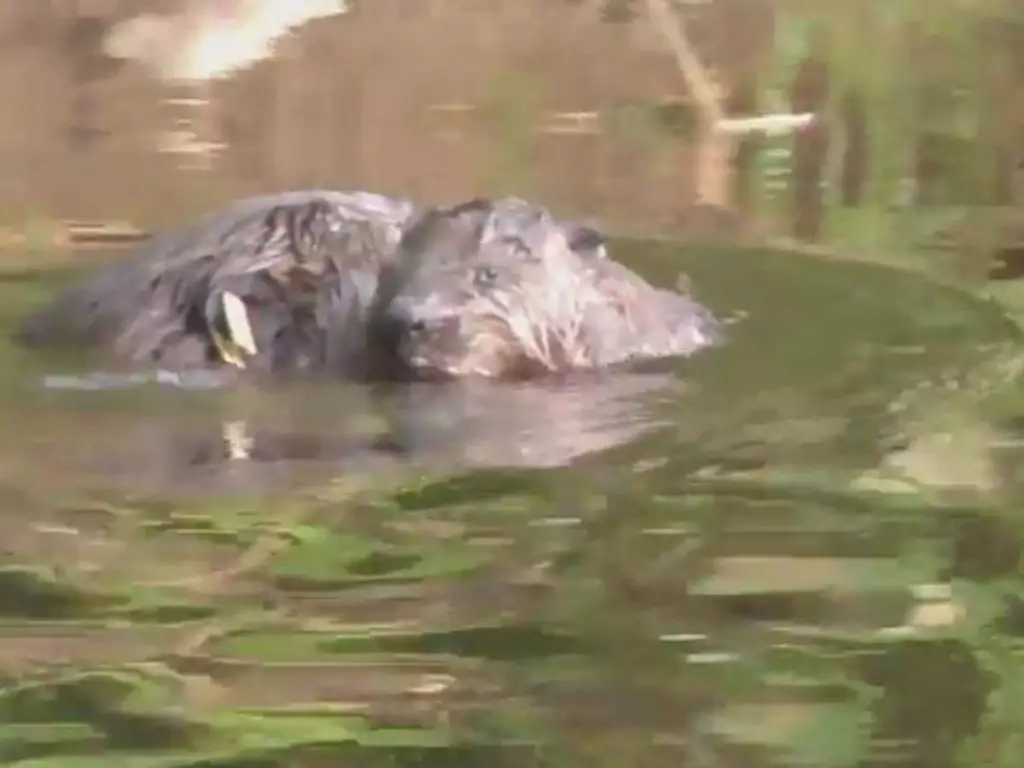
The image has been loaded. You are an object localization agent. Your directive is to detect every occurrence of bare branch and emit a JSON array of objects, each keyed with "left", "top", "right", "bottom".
[
  {"left": 643, "top": 0, "right": 817, "bottom": 138},
  {"left": 643, "top": 0, "right": 725, "bottom": 126}
]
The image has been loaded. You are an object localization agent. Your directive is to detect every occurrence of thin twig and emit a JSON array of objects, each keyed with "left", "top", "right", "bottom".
[{"left": 643, "top": 0, "right": 726, "bottom": 126}]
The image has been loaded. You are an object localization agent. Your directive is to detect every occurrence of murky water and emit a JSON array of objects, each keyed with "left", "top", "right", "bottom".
[{"left": 0, "top": 241, "right": 1022, "bottom": 767}]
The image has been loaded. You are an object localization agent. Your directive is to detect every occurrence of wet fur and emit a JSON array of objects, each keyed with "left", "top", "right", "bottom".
[
  {"left": 368, "top": 197, "right": 720, "bottom": 379},
  {"left": 17, "top": 190, "right": 417, "bottom": 375},
  {"left": 17, "top": 192, "right": 717, "bottom": 380}
]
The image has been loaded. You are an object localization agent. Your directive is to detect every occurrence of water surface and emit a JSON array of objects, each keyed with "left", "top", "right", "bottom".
[{"left": 0, "top": 241, "right": 1021, "bottom": 768}]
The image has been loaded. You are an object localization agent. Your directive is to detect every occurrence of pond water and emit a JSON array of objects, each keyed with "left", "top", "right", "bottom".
[{"left": 0, "top": 241, "right": 1022, "bottom": 768}]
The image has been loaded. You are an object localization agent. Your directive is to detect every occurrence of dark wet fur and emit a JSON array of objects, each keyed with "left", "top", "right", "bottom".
[
  {"left": 367, "top": 196, "right": 721, "bottom": 379},
  {"left": 17, "top": 190, "right": 416, "bottom": 376},
  {"left": 17, "top": 191, "right": 717, "bottom": 381}
]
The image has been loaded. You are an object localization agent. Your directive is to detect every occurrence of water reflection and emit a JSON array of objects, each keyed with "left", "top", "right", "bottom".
[{"left": 0, "top": 242, "right": 1023, "bottom": 767}]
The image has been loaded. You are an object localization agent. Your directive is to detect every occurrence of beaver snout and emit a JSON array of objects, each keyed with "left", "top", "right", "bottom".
[{"left": 370, "top": 295, "right": 465, "bottom": 374}]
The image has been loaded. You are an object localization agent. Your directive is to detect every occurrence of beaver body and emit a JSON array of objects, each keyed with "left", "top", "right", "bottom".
[
  {"left": 367, "top": 197, "right": 721, "bottom": 379},
  {"left": 17, "top": 190, "right": 417, "bottom": 374},
  {"left": 17, "top": 192, "right": 720, "bottom": 379}
]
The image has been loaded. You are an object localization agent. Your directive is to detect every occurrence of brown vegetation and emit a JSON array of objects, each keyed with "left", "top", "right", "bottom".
[
  {"left": 0, "top": 1, "right": 1020, "bottom": 256},
  {"left": 0, "top": 1, "right": 778, "bottom": 236}
]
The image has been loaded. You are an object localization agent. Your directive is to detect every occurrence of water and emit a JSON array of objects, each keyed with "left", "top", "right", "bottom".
[{"left": 0, "top": 241, "right": 1021, "bottom": 768}]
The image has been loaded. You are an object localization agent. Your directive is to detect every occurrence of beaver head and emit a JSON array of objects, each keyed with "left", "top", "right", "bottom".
[{"left": 367, "top": 197, "right": 720, "bottom": 380}]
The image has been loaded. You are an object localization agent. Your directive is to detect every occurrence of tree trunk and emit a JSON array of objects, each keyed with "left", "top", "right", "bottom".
[
  {"left": 839, "top": 90, "right": 867, "bottom": 207},
  {"left": 789, "top": 53, "right": 830, "bottom": 241}
]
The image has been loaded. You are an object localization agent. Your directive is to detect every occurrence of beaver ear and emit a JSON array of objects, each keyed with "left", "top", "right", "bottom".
[{"left": 564, "top": 223, "right": 607, "bottom": 260}]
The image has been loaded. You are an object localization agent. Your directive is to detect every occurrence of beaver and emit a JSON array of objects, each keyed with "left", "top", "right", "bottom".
[
  {"left": 17, "top": 190, "right": 419, "bottom": 374},
  {"left": 16, "top": 190, "right": 618, "bottom": 378},
  {"left": 366, "top": 196, "right": 721, "bottom": 380}
]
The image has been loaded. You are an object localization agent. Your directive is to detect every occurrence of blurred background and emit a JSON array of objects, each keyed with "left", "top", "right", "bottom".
[
  {"left": 3, "top": 0, "right": 1019, "bottom": 262},
  {"left": 0, "top": 4, "right": 1023, "bottom": 768}
]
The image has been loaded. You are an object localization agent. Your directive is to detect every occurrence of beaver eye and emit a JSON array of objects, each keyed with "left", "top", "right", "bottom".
[{"left": 474, "top": 265, "right": 499, "bottom": 288}]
